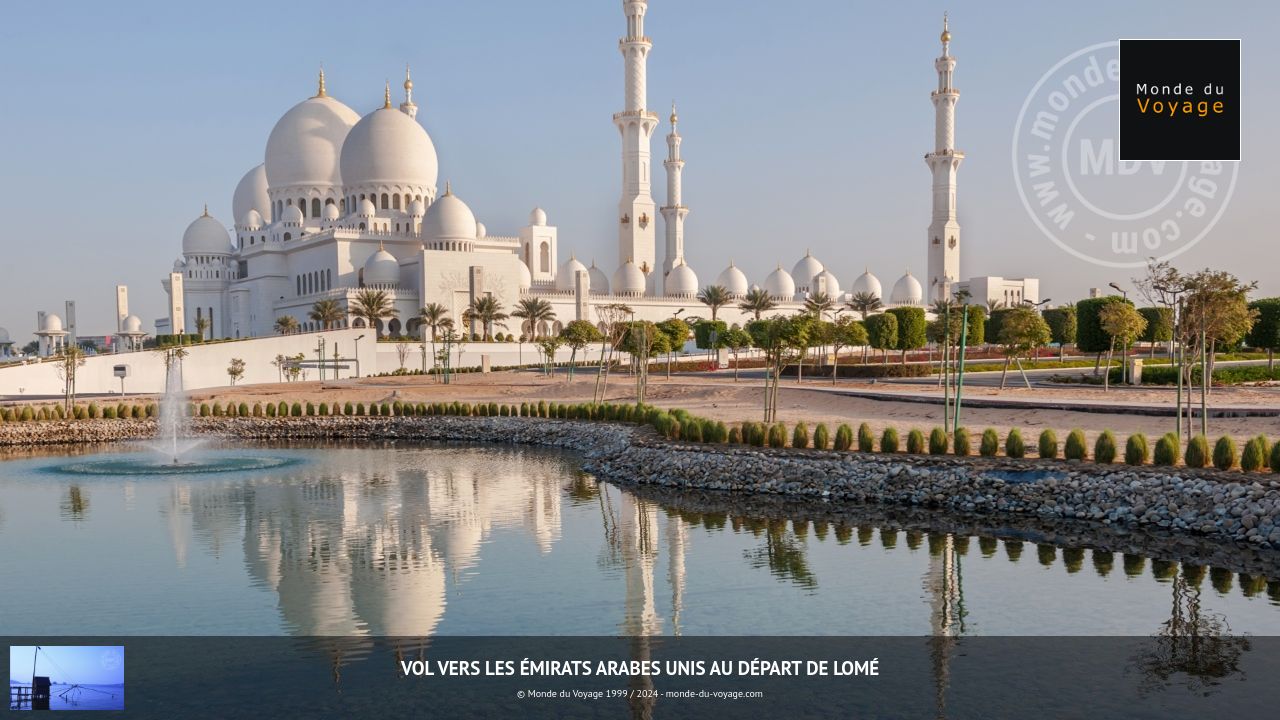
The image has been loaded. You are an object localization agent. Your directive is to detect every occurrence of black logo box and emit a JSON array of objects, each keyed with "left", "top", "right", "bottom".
[{"left": 1119, "top": 39, "right": 1240, "bottom": 161}]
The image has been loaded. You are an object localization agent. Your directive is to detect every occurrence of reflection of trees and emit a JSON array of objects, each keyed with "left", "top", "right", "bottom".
[
  {"left": 1134, "top": 567, "right": 1251, "bottom": 696},
  {"left": 744, "top": 519, "right": 817, "bottom": 590},
  {"left": 59, "top": 486, "right": 89, "bottom": 520}
]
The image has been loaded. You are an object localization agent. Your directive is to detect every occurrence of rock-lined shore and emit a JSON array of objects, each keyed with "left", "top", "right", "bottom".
[{"left": 3, "top": 416, "right": 1279, "bottom": 551}]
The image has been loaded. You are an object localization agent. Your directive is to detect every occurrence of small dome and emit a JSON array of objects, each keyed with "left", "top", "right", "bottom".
[
  {"left": 475, "top": 221, "right": 487, "bottom": 238},
  {"left": 587, "top": 262, "right": 610, "bottom": 295},
  {"left": 240, "top": 209, "right": 263, "bottom": 229},
  {"left": 612, "top": 260, "right": 646, "bottom": 296},
  {"left": 233, "top": 164, "right": 271, "bottom": 225},
  {"left": 357, "top": 197, "right": 377, "bottom": 217},
  {"left": 281, "top": 204, "right": 304, "bottom": 225},
  {"left": 339, "top": 105, "right": 438, "bottom": 194},
  {"left": 40, "top": 314, "right": 64, "bottom": 333},
  {"left": 665, "top": 262, "right": 699, "bottom": 298},
  {"left": 172, "top": 257, "right": 187, "bottom": 270},
  {"left": 557, "top": 255, "right": 588, "bottom": 292},
  {"left": 123, "top": 315, "right": 143, "bottom": 333},
  {"left": 530, "top": 207, "right": 547, "bottom": 226},
  {"left": 715, "top": 262, "right": 749, "bottom": 297},
  {"left": 763, "top": 265, "right": 796, "bottom": 300},
  {"left": 408, "top": 199, "right": 426, "bottom": 217},
  {"left": 850, "top": 268, "right": 882, "bottom": 299},
  {"left": 264, "top": 94, "right": 360, "bottom": 190},
  {"left": 814, "top": 269, "right": 841, "bottom": 297},
  {"left": 363, "top": 246, "right": 400, "bottom": 286},
  {"left": 890, "top": 270, "right": 923, "bottom": 305},
  {"left": 182, "top": 211, "right": 232, "bottom": 255},
  {"left": 516, "top": 258, "right": 533, "bottom": 289},
  {"left": 422, "top": 190, "right": 477, "bottom": 243},
  {"left": 322, "top": 202, "right": 340, "bottom": 221},
  {"left": 791, "top": 250, "right": 825, "bottom": 292}
]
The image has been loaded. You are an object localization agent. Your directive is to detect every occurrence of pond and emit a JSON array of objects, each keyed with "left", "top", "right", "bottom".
[{"left": 0, "top": 441, "right": 1277, "bottom": 637}]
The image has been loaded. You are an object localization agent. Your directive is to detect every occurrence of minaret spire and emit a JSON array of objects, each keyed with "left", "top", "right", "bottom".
[
  {"left": 660, "top": 99, "right": 688, "bottom": 290},
  {"left": 614, "top": 0, "right": 658, "bottom": 294},
  {"left": 383, "top": 80, "right": 392, "bottom": 109},
  {"left": 400, "top": 64, "right": 418, "bottom": 119},
  {"left": 315, "top": 65, "right": 327, "bottom": 98},
  {"left": 926, "top": 13, "right": 963, "bottom": 303}
]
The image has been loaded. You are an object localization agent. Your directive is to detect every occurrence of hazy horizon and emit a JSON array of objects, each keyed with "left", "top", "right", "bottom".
[{"left": 0, "top": 0, "right": 1273, "bottom": 342}]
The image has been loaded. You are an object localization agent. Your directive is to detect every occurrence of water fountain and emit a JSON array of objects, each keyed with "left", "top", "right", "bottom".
[{"left": 151, "top": 347, "right": 203, "bottom": 466}]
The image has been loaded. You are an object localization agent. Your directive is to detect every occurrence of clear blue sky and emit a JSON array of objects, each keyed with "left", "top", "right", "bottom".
[
  {"left": 9, "top": 645, "right": 125, "bottom": 685},
  {"left": 0, "top": 0, "right": 1274, "bottom": 340}
]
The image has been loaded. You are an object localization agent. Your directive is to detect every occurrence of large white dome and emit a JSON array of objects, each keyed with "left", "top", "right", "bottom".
[
  {"left": 516, "top": 258, "right": 533, "bottom": 290},
  {"left": 612, "top": 260, "right": 646, "bottom": 296},
  {"left": 182, "top": 211, "right": 232, "bottom": 255},
  {"left": 422, "top": 190, "right": 477, "bottom": 242},
  {"left": 363, "top": 246, "right": 400, "bottom": 286},
  {"left": 850, "top": 268, "right": 882, "bottom": 298},
  {"left": 557, "top": 256, "right": 588, "bottom": 292},
  {"left": 715, "top": 262, "right": 749, "bottom": 297},
  {"left": 233, "top": 164, "right": 271, "bottom": 225},
  {"left": 890, "top": 271, "right": 923, "bottom": 305},
  {"left": 339, "top": 106, "right": 438, "bottom": 195},
  {"left": 814, "top": 269, "right": 841, "bottom": 297},
  {"left": 665, "top": 262, "right": 699, "bottom": 298},
  {"left": 763, "top": 265, "right": 796, "bottom": 300},
  {"left": 791, "top": 251, "right": 825, "bottom": 291},
  {"left": 588, "top": 261, "right": 610, "bottom": 295},
  {"left": 264, "top": 94, "right": 360, "bottom": 191}
]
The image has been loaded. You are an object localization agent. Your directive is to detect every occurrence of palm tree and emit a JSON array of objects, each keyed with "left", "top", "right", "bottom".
[
  {"left": 846, "top": 291, "right": 882, "bottom": 320},
  {"left": 986, "top": 298, "right": 1005, "bottom": 312},
  {"left": 352, "top": 289, "right": 398, "bottom": 336},
  {"left": 697, "top": 285, "right": 731, "bottom": 322},
  {"left": 463, "top": 295, "right": 509, "bottom": 341},
  {"left": 309, "top": 299, "right": 343, "bottom": 330},
  {"left": 804, "top": 292, "right": 835, "bottom": 321},
  {"left": 194, "top": 316, "right": 211, "bottom": 341},
  {"left": 512, "top": 297, "right": 556, "bottom": 340},
  {"left": 416, "top": 303, "right": 450, "bottom": 341},
  {"left": 739, "top": 287, "right": 776, "bottom": 320},
  {"left": 273, "top": 315, "right": 299, "bottom": 335}
]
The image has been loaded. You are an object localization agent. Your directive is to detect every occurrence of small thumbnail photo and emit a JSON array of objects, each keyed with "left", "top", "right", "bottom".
[{"left": 9, "top": 646, "right": 124, "bottom": 711}]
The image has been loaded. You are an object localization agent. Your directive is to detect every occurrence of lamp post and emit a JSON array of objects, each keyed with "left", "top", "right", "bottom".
[
  {"left": 1109, "top": 283, "right": 1130, "bottom": 384},
  {"left": 354, "top": 334, "right": 365, "bottom": 378},
  {"left": 1153, "top": 280, "right": 1188, "bottom": 442}
]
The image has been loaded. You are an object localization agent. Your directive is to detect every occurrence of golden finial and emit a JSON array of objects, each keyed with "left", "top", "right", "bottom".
[
  {"left": 316, "top": 65, "right": 327, "bottom": 98},
  {"left": 670, "top": 100, "right": 678, "bottom": 125},
  {"left": 383, "top": 80, "right": 392, "bottom": 109},
  {"left": 444, "top": 180, "right": 452, "bottom": 196},
  {"left": 202, "top": 203, "right": 209, "bottom": 217},
  {"left": 404, "top": 64, "right": 413, "bottom": 92},
  {"left": 941, "top": 12, "right": 951, "bottom": 44}
]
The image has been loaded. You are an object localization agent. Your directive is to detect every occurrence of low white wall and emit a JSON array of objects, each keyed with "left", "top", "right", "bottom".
[
  {"left": 0, "top": 329, "right": 375, "bottom": 398},
  {"left": 373, "top": 340, "right": 619, "bottom": 375}
]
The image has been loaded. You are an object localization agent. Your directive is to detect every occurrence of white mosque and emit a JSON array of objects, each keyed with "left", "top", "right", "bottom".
[{"left": 155, "top": 4, "right": 1037, "bottom": 343}]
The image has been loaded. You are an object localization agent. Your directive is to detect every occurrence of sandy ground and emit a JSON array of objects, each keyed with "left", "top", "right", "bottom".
[{"left": 168, "top": 368, "right": 1280, "bottom": 444}]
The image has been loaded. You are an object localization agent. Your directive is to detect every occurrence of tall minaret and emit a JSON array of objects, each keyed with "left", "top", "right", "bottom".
[
  {"left": 926, "top": 13, "right": 963, "bottom": 304},
  {"left": 660, "top": 101, "right": 688, "bottom": 291},
  {"left": 615, "top": 0, "right": 659, "bottom": 291},
  {"left": 400, "top": 64, "right": 418, "bottom": 119}
]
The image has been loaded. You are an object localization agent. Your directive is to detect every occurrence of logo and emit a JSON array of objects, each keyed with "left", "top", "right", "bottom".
[{"left": 1012, "top": 41, "right": 1238, "bottom": 268}]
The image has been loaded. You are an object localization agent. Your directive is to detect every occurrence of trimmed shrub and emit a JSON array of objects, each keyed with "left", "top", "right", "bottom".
[
  {"left": 880, "top": 427, "right": 900, "bottom": 454},
  {"left": 133, "top": 405, "right": 145, "bottom": 419},
  {"left": 1154, "top": 433, "right": 1179, "bottom": 466},
  {"left": 1038, "top": 429, "right": 1058, "bottom": 459},
  {"left": 226, "top": 403, "right": 238, "bottom": 418},
  {"left": 686, "top": 422, "right": 703, "bottom": 443},
  {"left": 1005, "top": 429, "right": 1026, "bottom": 458},
  {"left": 728, "top": 426, "right": 742, "bottom": 444},
  {"left": 834, "top": 424, "right": 854, "bottom": 451},
  {"left": 537, "top": 400, "right": 548, "bottom": 418},
  {"left": 116, "top": 403, "right": 128, "bottom": 418},
  {"left": 792, "top": 422, "right": 809, "bottom": 449},
  {"left": 1213, "top": 436, "right": 1237, "bottom": 471},
  {"left": 252, "top": 402, "right": 263, "bottom": 417},
  {"left": 953, "top": 427, "right": 971, "bottom": 456},
  {"left": 749, "top": 422, "right": 766, "bottom": 447},
  {"left": 1271, "top": 441, "right": 1280, "bottom": 473},
  {"left": 287, "top": 402, "right": 300, "bottom": 417},
  {"left": 102, "top": 406, "right": 116, "bottom": 419},
  {"left": 928, "top": 428, "right": 948, "bottom": 455},
  {"left": 979, "top": 428, "right": 1000, "bottom": 457},
  {"left": 711, "top": 421, "right": 729, "bottom": 443},
  {"left": 813, "top": 424, "right": 830, "bottom": 450},
  {"left": 904, "top": 428, "right": 924, "bottom": 454},
  {"left": 1064, "top": 429, "right": 1088, "bottom": 461},
  {"left": 1252, "top": 435, "right": 1271, "bottom": 469},
  {"left": 266, "top": 402, "right": 277, "bottom": 417},
  {"left": 345, "top": 401, "right": 355, "bottom": 415},
  {"left": 355, "top": 402, "right": 366, "bottom": 416},
  {"left": 1185, "top": 435, "right": 1209, "bottom": 468},
  {"left": 147, "top": 403, "right": 159, "bottom": 418},
  {"left": 380, "top": 403, "right": 391, "bottom": 416},
  {"left": 1125, "top": 433, "right": 1149, "bottom": 466},
  {"left": 1241, "top": 436, "right": 1267, "bottom": 472},
  {"left": 1094, "top": 431, "right": 1117, "bottom": 464},
  {"left": 278, "top": 401, "right": 289, "bottom": 417},
  {"left": 768, "top": 423, "right": 788, "bottom": 449},
  {"left": 200, "top": 403, "right": 211, "bottom": 417},
  {"left": 857, "top": 423, "right": 875, "bottom": 453},
  {"left": 303, "top": 402, "right": 314, "bottom": 416},
  {"left": 88, "top": 402, "right": 100, "bottom": 419},
  {"left": 239, "top": 402, "right": 250, "bottom": 417}
]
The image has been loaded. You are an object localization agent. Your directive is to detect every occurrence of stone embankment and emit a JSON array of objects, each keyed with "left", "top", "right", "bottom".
[{"left": 2, "top": 417, "right": 1278, "bottom": 551}]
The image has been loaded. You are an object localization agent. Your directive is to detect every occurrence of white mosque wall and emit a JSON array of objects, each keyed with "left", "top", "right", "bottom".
[
  {"left": 0, "top": 329, "right": 374, "bottom": 397},
  {"left": 373, "top": 342, "right": 591, "bottom": 375}
]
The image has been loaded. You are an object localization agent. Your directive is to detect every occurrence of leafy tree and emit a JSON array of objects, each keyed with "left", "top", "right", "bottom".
[
  {"left": 1076, "top": 296, "right": 1129, "bottom": 358},
  {"left": 864, "top": 313, "right": 898, "bottom": 364},
  {"left": 273, "top": 315, "right": 299, "bottom": 335},
  {"left": 308, "top": 299, "right": 343, "bottom": 330},
  {"left": 1137, "top": 307, "right": 1173, "bottom": 358},
  {"left": 1042, "top": 304, "right": 1076, "bottom": 359},
  {"left": 697, "top": 285, "right": 731, "bottom": 322},
  {"left": 1099, "top": 302, "right": 1147, "bottom": 391},
  {"left": 738, "top": 287, "right": 776, "bottom": 320},
  {"left": 828, "top": 316, "right": 868, "bottom": 383},
  {"left": 1180, "top": 269, "right": 1257, "bottom": 407},
  {"left": 846, "top": 291, "right": 882, "bottom": 320},
  {"left": 352, "top": 288, "right": 398, "bottom": 336},
  {"left": 656, "top": 317, "right": 690, "bottom": 378},
  {"left": 226, "top": 357, "right": 245, "bottom": 386},
  {"left": 720, "top": 326, "right": 753, "bottom": 381},
  {"left": 559, "top": 320, "right": 603, "bottom": 380},
  {"left": 54, "top": 345, "right": 87, "bottom": 413},
  {"left": 1246, "top": 298, "right": 1280, "bottom": 371},
  {"left": 997, "top": 306, "right": 1051, "bottom": 389},
  {"left": 887, "top": 307, "right": 927, "bottom": 364},
  {"left": 747, "top": 315, "right": 809, "bottom": 421},
  {"left": 693, "top": 319, "right": 729, "bottom": 351}
]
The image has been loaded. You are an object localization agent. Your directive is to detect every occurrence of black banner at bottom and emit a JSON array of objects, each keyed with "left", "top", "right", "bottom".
[{"left": 5, "top": 636, "right": 1277, "bottom": 718}]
